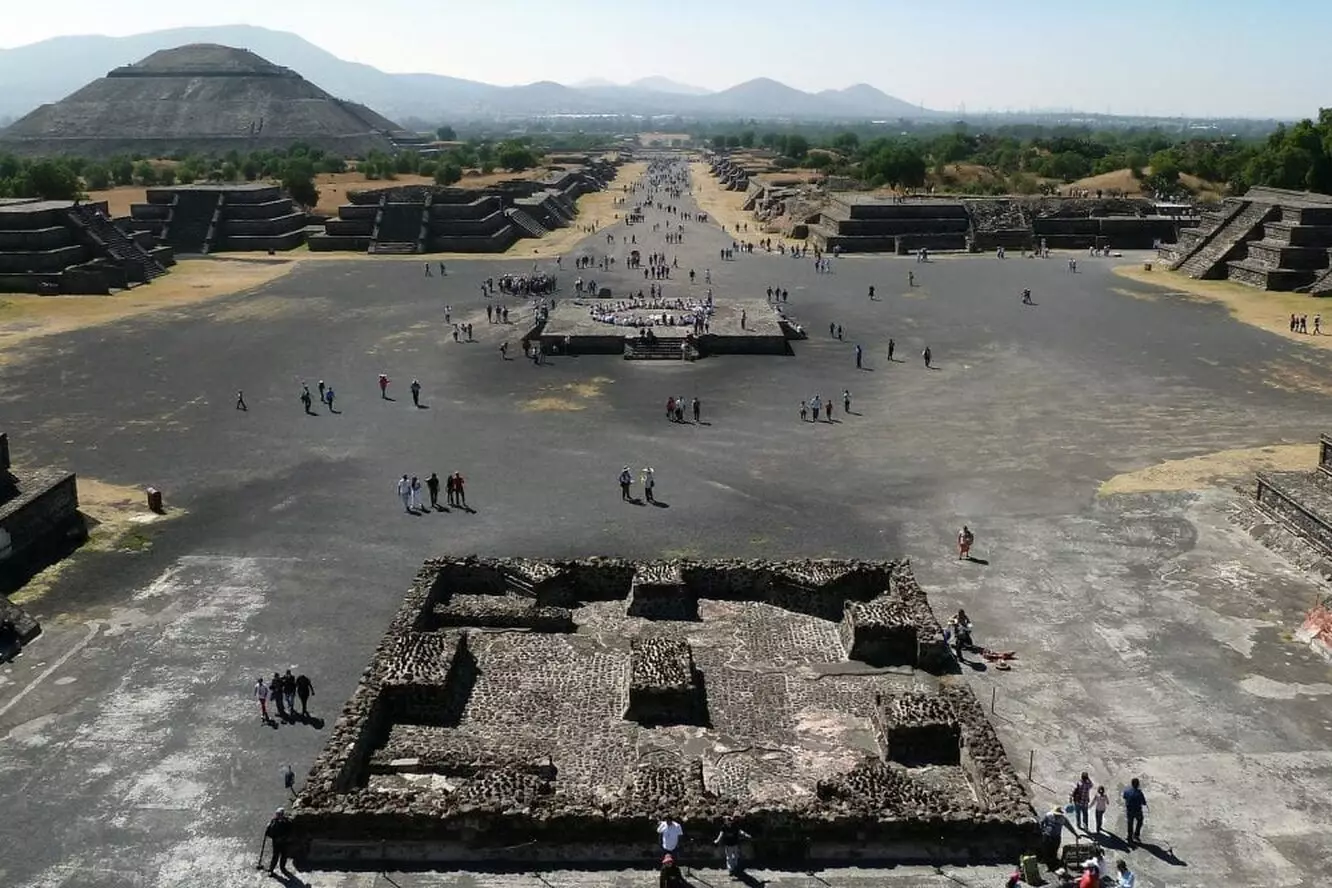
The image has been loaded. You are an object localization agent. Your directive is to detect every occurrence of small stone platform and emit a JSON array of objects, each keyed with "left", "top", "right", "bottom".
[
  {"left": 291, "top": 557, "right": 1034, "bottom": 868},
  {"left": 1255, "top": 433, "right": 1332, "bottom": 557},
  {"left": 1, "top": 432, "right": 83, "bottom": 594},
  {"left": 539, "top": 293, "right": 789, "bottom": 358}
]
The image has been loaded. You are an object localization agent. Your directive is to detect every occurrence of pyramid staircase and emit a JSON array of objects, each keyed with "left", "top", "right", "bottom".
[
  {"left": 1171, "top": 199, "right": 1275, "bottom": 278},
  {"left": 507, "top": 208, "right": 549, "bottom": 238},
  {"left": 67, "top": 205, "right": 168, "bottom": 281},
  {"left": 624, "top": 337, "right": 688, "bottom": 360}
]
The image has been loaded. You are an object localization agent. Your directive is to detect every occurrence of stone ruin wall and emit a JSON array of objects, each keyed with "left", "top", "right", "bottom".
[{"left": 291, "top": 556, "right": 1035, "bottom": 864}]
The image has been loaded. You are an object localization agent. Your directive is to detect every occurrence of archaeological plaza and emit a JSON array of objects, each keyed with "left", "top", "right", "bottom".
[{"left": 4, "top": 32, "right": 1332, "bottom": 888}]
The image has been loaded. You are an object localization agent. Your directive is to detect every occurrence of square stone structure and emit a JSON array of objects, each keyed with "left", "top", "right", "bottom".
[{"left": 291, "top": 557, "right": 1034, "bottom": 868}]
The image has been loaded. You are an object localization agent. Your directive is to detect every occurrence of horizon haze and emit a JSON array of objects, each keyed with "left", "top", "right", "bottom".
[{"left": 2, "top": 0, "right": 1330, "bottom": 119}]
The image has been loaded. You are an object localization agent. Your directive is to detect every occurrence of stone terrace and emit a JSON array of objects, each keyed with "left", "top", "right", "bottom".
[{"left": 291, "top": 557, "right": 1034, "bottom": 868}]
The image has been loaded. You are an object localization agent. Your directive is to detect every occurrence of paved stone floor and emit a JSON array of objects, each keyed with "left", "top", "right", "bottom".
[{"left": 3, "top": 172, "right": 1332, "bottom": 888}]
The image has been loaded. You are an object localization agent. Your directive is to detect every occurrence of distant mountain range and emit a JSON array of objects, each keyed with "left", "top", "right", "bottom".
[{"left": 0, "top": 24, "right": 938, "bottom": 125}]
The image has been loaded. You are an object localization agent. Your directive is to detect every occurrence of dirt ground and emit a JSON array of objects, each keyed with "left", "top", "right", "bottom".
[
  {"left": 689, "top": 162, "right": 802, "bottom": 246},
  {"left": 0, "top": 258, "right": 295, "bottom": 364},
  {"left": 1068, "top": 168, "right": 1224, "bottom": 200},
  {"left": 1115, "top": 264, "right": 1332, "bottom": 349},
  {"left": 1098, "top": 443, "right": 1319, "bottom": 495},
  {"left": 512, "top": 162, "right": 648, "bottom": 259}
]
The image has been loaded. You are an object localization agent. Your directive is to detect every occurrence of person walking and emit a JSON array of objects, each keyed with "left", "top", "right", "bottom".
[
  {"left": 282, "top": 763, "right": 296, "bottom": 799},
  {"left": 295, "top": 673, "right": 314, "bottom": 717},
  {"left": 426, "top": 472, "right": 441, "bottom": 510},
  {"left": 281, "top": 669, "right": 297, "bottom": 715},
  {"left": 325, "top": 385, "right": 335, "bottom": 412},
  {"left": 397, "top": 474, "right": 412, "bottom": 513},
  {"left": 1122, "top": 777, "right": 1148, "bottom": 845},
  {"left": 800, "top": 400, "right": 808, "bottom": 422},
  {"left": 410, "top": 379, "right": 422, "bottom": 407},
  {"left": 923, "top": 346, "right": 932, "bottom": 368},
  {"left": 235, "top": 390, "right": 247, "bottom": 411},
  {"left": 826, "top": 397, "right": 835, "bottom": 422},
  {"left": 667, "top": 396, "right": 676, "bottom": 422},
  {"left": 317, "top": 380, "right": 326, "bottom": 404},
  {"left": 271, "top": 671, "right": 287, "bottom": 720},
  {"left": 811, "top": 394, "right": 822, "bottom": 422},
  {"left": 855, "top": 343, "right": 863, "bottom": 369},
  {"left": 843, "top": 389, "right": 851, "bottom": 415},
  {"left": 620, "top": 466, "right": 634, "bottom": 501},
  {"left": 445, "top": 473, "right": 456, "bottom": 507},
  {"left": 452, "top": 472, "right": 467, "bottom": 509},
  {"left": 1038, "top": 805, "right": 1069, "bottom": 869},
  {"left": 1070, "top": 771, "right": 1094, "bottom": 832},
  {"left": 888, "top": 338, "right": 896, "bottom": 362},
  {"left": 378, "top": 374, "right": 390, "bottom": 399},
  {"left": 253, "top": 677, "right": 271, "bottom": 724},
  {"left": 1092, "top": 785, "right": 1110, "bottom": 834},
  {"left": 300, "top": 386, "right": 313, "bottom": 415},
  {"left": 714, "top": 816, "right": 752, "bottom": 875},
  {"left": 265, "top": 808, "right": 293, "bottom": 876},
  {"left": 409, "top": 475, "right": 423, "bottom": 511},
  {"left": 692, "top": 397, "right": 701, "bottom": 424},
  {"left": 642, "top": 467, "right": 656, "bottom": 504}
]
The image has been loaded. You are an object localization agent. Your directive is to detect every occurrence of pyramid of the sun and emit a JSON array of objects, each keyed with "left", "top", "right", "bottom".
[{"left": 0, "top": 44, "right": 417, "bottom": 159}]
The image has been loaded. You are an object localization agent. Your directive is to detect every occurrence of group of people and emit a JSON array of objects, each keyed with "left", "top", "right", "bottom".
[
  {"left": 252, "top": 669, "right": 314, "bottom": 725},
  {"left": 1033, "top": 774, "right": 1149, "bottom": 884},
  {"left": 656, "top": 814, "right": 754, "bottom": 883},
  {"left": 798, "top": 390, "right": 852, "bottom": 423},
  {"left": 1290, "top": 312, "right": 1322, "bottom": 334},
  {"left": 396, "top": 471, "right": 468, "bottom": 512}
]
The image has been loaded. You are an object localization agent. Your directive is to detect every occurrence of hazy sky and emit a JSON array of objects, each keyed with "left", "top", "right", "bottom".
[{"left": 3, "top": 0, "right": 1329, "bottom": 118}]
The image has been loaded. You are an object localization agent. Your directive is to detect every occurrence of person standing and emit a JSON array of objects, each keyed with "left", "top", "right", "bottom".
[
  {"left": 667, "top": 396, "right": 676, "bottom": 422},
  {"left": 410, "top": 379, "right": 422, "bottom": 407},
  {"left": 300, "top": 386, "right": 313, "bottom": 415},
  {"left": 692, "top": 397, "right": 701, "bottom": 424},
  {"left": 714, "top": 816, "right": 752, "bottom": 875},
  {"left": 378, "top": 374, "right": 390, "bottom": 399},
  {"left": 235, "top": 390, "right": 247, "bottom": 411},
  {"left": 958, "top": 526, "right": 974, "bottom": 560},
  {"left": 445, "top": 473, "right": 456, "bottom": 507},
  {"left": 811, "top": 394, "right": 821, "bottom": 422},
  {"left": 826, "top": 398, "right": 835, "bottom": 422},
  {"left": 424, "top": 262, "right": 432, "bottom": 278},
  {"left": 642, "top": 467, "right": 656, "bottom": 504},
  {"left": 923, "top": 346, "right": 932, "bottom": 368},
  {"left": 325, "top": 386, "right": 335, "bottom": 412},
  {"left": 1114, "top": 859, "right": 1136, "bottom": 888},
  {"left": 410, "top": 475, "right": 423, "bottom": 511},
  {"left": 253, "top": 677, "right": 271, "bottom": 723},
  {"left": 855, "top": 343, "right": 863, "bottom": 369},
  {"left": 1038, "top": 805, "right": 1068, "bottom": 868},
  {"left": 1122, "top": 777, "right": 1147, "bottom": 845},
  {"left": 799, "top": 400, "right": 808, "bottom": 422},
  {"left": 657, "top": 814, "right": 684, "bottom": 857},
  {"left": 452, "top": 472, "right": 466, "bottom": 509},
  {"left": 426, "top": 472, "right": 441, "bottom": 510},
  {"left": 317, "top": 380, "right": 326, "bottom": 404},
  {"left": 1070, "top": 771, "right": 1094, "bottom": 832},
  {"left": 1092, "top": 785, "right": 1110, "bottom": 834},
  {"left": 888, "top": 338, "right": 896, "bottom": 362},
  {"left": 295, "top": 673, "right": 314, "bottom": 717},
  {"left": 397, "top": 474, "right": 412, "bottom": 513},
  {"left": 265, "top": 808, "right": 293, "bottom": 876},
  {"left": 843, "top": 389, "right": 851, "bottom": 415},
  {"left": 620, "top": 466, "right": 634, "bottom": 501}
]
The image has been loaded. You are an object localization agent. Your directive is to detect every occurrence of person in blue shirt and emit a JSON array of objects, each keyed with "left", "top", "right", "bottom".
[{"left": 1122, "top": 777, "right": 1148, "bottom": 845}]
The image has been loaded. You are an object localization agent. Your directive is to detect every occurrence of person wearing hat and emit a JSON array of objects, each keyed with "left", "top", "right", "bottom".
[
  {"left": 619, "top": 466, "right": 634, "bottom": 501},
  {"left": 265, "top": 807, "right": 293, "bottom": 875},
  {"left": 642, "top": 467, "right": 656, "bottom": 504},
  {"left": 1038, "top": 804, "right": 1069, "bottom": 868},
  {"left": 1076, "top": 861, "right": 1099, "bottom": 888},
  {"left": 659, "top": 853, "right": 684, "bottom": 888}
]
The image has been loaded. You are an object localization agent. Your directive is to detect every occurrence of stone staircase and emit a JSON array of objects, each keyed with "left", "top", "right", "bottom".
[
  {"left": 162, "top": 190, "right": 223, "bottom": 253},
  {"left": 369, "top": 242, "right": 417, "bottom": 255},
  {"left": 1302, "top": 263, "right": 1332, "bottom": 296},
  {"left": 67, "top": 205, "right": 168, "bottom": 281},
  {"left": 1173, "top": 200, "right": 1274, "bottom": 279},
  {"left": 369, "top": 201, "right": 421, "bottom": 254},
  {"left": 202, "top": 193, "right": 226, "bottom": 254},
  {"left": 507, "top": 207, "right": 549, "bottom": 238},
  {"left": 416, "top": 191, "right": 433, "bottom": 253},
  {"left": 624, "top": 337, "right": 687, "bottom": 360}
]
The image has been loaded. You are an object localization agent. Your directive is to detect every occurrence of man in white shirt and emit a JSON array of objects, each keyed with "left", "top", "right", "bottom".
[
  {"left": 657, "top": 815, "right": 683, "bottom": 857},
  {"left": 397, "top": 475, "right": 412, "bottom": 512}
]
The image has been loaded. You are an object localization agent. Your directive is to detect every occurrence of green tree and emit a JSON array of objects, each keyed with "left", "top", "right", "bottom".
[
  {"left": 158, "top": 166, "right": 176, "bottom": 187},
  {"left": 84, "top": 163, "right": 111, "bottom": 191},
  {"left": 110, "top": 156, "right": 134, "bottom": 186},
  {"left": 282, "top": 157, "right": 319, "bottom": 208},
  {"left": 739, "top": 130, "right": 756, "bottom": 148},
  {"left": 434, "top": 162, "right": 462, "bottom": 186},
  {"left": 497, "top": 142, "right": 538, "bottom": 172},
  {"left": 784, "top": 134, "right": 809, "bottom": 161},
  {"left": 23, "top": 159, "right": 82, "bottom": 200},
  {"left": 436, "top": 125, "right": 457, "bottom": 141},
  {"left": 831, "top": 132, "right": 860, "bottom": 154},
  {"left": 135, "top": 160, "right": 158, "bottom": 186}
]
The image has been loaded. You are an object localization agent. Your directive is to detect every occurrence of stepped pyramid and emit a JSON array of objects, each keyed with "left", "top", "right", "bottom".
[{"left": 0, "top": 44, "right": 418, "bottom": 159}]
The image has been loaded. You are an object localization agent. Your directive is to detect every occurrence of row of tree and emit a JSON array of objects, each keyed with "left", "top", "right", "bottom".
[
  {"left": 708, "top": 110, "right": 1332, "bottom": 199},
  {"left": 0, "top": 136, "right": 547, "bottom": 205}
]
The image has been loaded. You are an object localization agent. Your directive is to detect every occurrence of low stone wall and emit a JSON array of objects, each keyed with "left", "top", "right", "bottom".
[
  {"left": 1256, "top": 472, "right": 1332, "bottom": 557},
  {"left": 625, "top": 637, "right": 706, "bottom": 725},
  {"left": 0, "top": 470, "right": 83, "bottom": 589}
]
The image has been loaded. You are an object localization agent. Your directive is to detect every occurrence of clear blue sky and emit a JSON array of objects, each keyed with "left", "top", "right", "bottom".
[{"left": 4, "top": 0, "right": 1328, "bottom": 118}]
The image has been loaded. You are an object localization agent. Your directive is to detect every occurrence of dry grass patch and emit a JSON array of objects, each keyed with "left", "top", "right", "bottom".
[
  {"left": 1099, "top": 444, "right": 1318, "bottom": 496},
  {"left": 521, "top": 376, "right": 613, "bottom": 412},
  {"left": 514, "top": 162, "right": 647, "bottom": 259},
  {"left": 8, "top": 478, "right": 180, "bottom": 608},
  {"left": 1113, "top": 265, "right": 1332, "bottom": 349},
  {"left": 0, "top": 258, "right": 295, "bottom": 366}
]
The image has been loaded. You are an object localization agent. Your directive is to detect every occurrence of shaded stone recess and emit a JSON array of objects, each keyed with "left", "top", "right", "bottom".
[
  {"left": 1, "top": 431, "right": 83, "bottom": 600},
  {"left": 291, "top": 556, "right": 1034, "bottom": 866},
  {"left": 1254, "top": 433, "right": 1332, "bottom": 560}
]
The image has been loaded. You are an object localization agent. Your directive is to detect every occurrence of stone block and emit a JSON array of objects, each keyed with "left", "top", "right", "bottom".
[
  {"left": 873, "top": 692, "right": 961, "bottom": 765},
  {"left": 624, "top": 637, "right": 706, "bottom": 726},
  {"left": 840, "top": 599, "right": 918, "bottom": 667},
  {"left": 626, "top": 561, "right": 698, "bottom": 620}
]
